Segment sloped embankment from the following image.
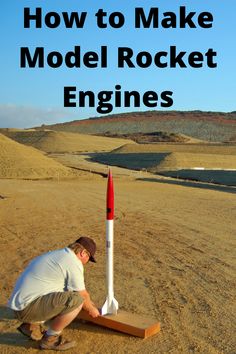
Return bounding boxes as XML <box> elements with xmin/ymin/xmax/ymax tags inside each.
<box><xmin>2</xmin><ymin>130</ymin><xmax>135</xmax><ymax>153</ymax></box>
<box><xmin>92</xmin><ymin>143</ymin><xmax>236</xmax><ymax>172</ymax></box>
<box><xmin>0</xmin><ymin>133</ymin><xmax>78</xmax><ymax>179</ymax></box>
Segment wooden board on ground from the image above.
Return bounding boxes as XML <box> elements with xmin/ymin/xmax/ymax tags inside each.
<box><xmin>77</xmin><ymin>309</ymin><xmax>160</xmax><ymax>338</ymax></box>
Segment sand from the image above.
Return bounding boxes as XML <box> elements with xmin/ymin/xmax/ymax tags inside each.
<box><xmin>114</xmin><ymin>143</ymin><xmax>236</xmax><ymax>155</ymax></box>
<box><xmin>0</xmin><ymin>172</ymin><xmax>235</xmax><ymax>354</ymax></box>
<box><xmin>1</xmin><ymin>130</ymin><xmax>134</xmax><ymax>153</ymax></box>
<box><xmin>0</xmin><ymin>133</ymin><xmax>80</xmax><ymax>179</ymax></box>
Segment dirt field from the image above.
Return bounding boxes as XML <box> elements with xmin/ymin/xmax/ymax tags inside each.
<box><xmin>1</xmin><ymin>171</ymin><xmax>235</xmax><ymax>353</ymax></box>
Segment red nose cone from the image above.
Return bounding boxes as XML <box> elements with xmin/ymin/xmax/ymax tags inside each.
<box><xmin>106</xmin><ymin>169</ymin><xmax>114</xmax><ymax>220</ymax></box>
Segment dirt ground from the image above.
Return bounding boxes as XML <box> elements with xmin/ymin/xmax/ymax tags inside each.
<box><xmin>0</xmin><ymin>171</ymin><xmax>235</xmax><ymax>354</ymax></box>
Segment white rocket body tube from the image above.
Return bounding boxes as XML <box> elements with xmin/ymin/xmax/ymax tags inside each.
<box><xmin>101</xmin><ymin>170</ymin><xmax>119</xmax><ymax>315</ymax></box>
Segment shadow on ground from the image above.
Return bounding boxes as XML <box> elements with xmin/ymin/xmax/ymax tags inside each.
<box><xmin>137</xmin><ymin>177</ymin><xmax>236</xmax><ymax>194</ymax></box>
<box><xmin>0</xmin><ymin>305</ymin><xmax>38</xmax><ymax>349</ymax></box>
<box><xmin>0</xmin><ymin>305</ymin><xmax>125</xmax><ymax>350</ymax></box>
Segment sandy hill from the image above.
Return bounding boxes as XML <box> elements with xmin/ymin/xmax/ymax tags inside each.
<box><xmin>0</xmin><ymin>134</ymin><xmax>78</xmax><ymax>179</ymax></box>
<box><xmin>113</xmin><ymin>143</ymin><xmax>236</xmax><ymax>155</ymax></box>
<box><xmin>154</xmin><ymin>152</ymin><xmax>236</xmax><ymax>172</ymax></box>
<box><xmin>92</xmin><ymin>143</ymin><xmax>236</xmax><ymax>172</ymax></box>
<box><xmin>1</xmin><ymin>130</ymin><xmax>134</xmax><ymax>153</ymax></box>
<box><xmin>35</xmin><ymin>110</ymin><xmax>236</xmax><ymax>143</ymax></box>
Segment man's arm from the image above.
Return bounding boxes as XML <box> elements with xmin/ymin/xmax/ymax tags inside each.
<box><xmin>79</xmin><ymin>289</ymin><xmax>100</xmax><ymax>318</ymax></box>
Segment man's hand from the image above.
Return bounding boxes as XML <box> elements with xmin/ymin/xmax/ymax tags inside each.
<box><xmin>79</xmin><ymin>289</ymin><xmax>100</xmax><ymax>318</ymax></box>
<box><xmin>89</xmin><ymin>306</ymin><xmax>100</xmax><ymax>318</ymax></box>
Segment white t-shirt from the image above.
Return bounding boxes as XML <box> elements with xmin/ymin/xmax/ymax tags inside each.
<box><xmin>8</xmin><ymin>247</ymin><xmax>85</xmax><ymax>311</ymax></box>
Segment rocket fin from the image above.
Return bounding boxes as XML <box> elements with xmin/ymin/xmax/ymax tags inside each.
<box><xmin>101</xmin><ymin>297</ymin><xmax>119</xmax><ymax>315</ymax></box>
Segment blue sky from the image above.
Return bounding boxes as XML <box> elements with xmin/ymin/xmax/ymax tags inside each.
<box><xmin>0</xmin><ymin>1</ymin><xmax>235</xmax><ymax>128</ymax></box>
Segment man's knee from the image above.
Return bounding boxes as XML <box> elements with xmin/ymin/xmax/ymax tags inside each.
<box><xmin>14</xmin><ymin>292</ymin><xmax>83</xmax><ymax>322</ymax></box>
<box><xmin>65</xmin><ymin>292</ymin><xmax>83</xmax><ymax>310</ymax></box>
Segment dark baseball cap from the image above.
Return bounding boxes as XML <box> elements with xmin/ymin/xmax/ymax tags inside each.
<box><xmin>76</xmin><ymin>237</ymin><xmax>96</xmax><ymax>263</ymax></box>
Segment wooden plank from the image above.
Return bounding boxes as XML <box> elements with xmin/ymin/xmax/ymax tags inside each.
<box><xmin>77</xmin><ymin>309</ymin><xmax>160</xmax><ymax>338</ymax></box>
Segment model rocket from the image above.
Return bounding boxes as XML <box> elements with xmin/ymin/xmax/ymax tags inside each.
<box><xmin>101</xmin><ymin>169</ymin><xmax>119</xmax><ymax>315</ymax></box>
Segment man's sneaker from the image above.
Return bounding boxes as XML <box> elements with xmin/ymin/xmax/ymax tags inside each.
<box><xmin>17</xmin><ymin>322</ymin><xmax>45</xmax><ymax>341</ymax></box>
<box><xmin>39</xmin><ymin>334</ymin><xmax>76</xmax><ymax>351</ymax></box>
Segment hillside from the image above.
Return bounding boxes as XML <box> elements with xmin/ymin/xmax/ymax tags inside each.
<box><xmin>0</xmin><ymin>133</ymin><xmax>78</xmax><ymax>179</ymax></box>
<box><xmin>91</xmin><ymin>143</ymin><xmax>236</xmax><ymax>185</ymax></box>
<box><xmin>113</xmin><ymin>143</ymin><xmax>236</xmax><ymax>155</ymax></box>
<box><xmin>95</xmin><ymin>143</ymin><xmax>236</xmax><ymax>170</ymax></box>
<box><xmin>92</xmin><ymin>150</ymin><xmax>236</xmax><ymax>172</ymax></box>
<box><xmin>0</xmin><ymin>130</ymin><xmax>134</xmax><ymax>153</ymax></box>
<box><xmin>95</xmin><ymin>131</ymin><xmax>206</xmax><ymax>144</ymax></box>
<box><xmin>35</xmin><ymin>111</ymin><xmax>236</xmax><ymax>143</ymax></box>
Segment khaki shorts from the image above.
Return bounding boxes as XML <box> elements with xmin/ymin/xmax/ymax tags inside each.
<box><xmin>14</xmin><ymin>291</ymin><xmax>83</xmax><ymax>323</ymax></box>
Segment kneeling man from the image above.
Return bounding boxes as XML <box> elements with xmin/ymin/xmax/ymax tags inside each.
<box><xmin>8</xmin><ymin>237</ymin><xmax>100</xmax><ymax>351</ymax></box>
